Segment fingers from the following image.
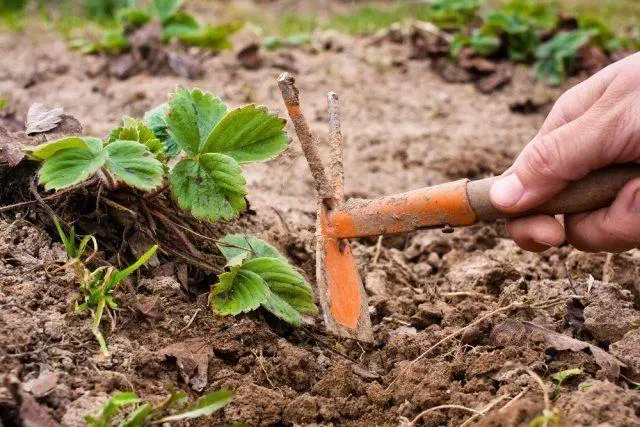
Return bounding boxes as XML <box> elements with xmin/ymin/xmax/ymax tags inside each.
<box><xmin>491</xmin><ymin>68</ymin><xmax>640</xmax><ymax>215</ymax></box>
<box><xmin>506</xmin><ymin>215</ymin><xmax>565</xmax><ymax>252</ymax></box>
<box><xmin>565</xmin><ymin>178</ymin><xmax>640</xmax><ymax>252</ymax></box>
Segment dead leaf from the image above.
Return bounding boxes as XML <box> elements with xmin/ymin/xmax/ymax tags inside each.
<box><xmin>475</xmin><ymin>62</ymin><xmax>513</xmax><ymax>93</ymax></box>
<box><xmin>524</xmin><ymin>321</ymin><xmax>625</xmax><ymax>380</ymax></box>
<box><xmin>137</xmin><ymin>295</ymin><xmax>164</xmax><ymax>322</ymax></box>
<box><xmin>0</xmin><ymin>127</ymin><xmax>27</xmax><ymax>167</ymax></box>
<box><xmin>237</xmin><ymin>43</ymin><xmax>263</xmax><ymax>70</ymax></box>
<box><xmin>161</xmin><ymin>338</ymin><xmax>212</xmax><ymax>392</ymax></box>
<box><xmin>23</xmin><ymin>371</ymin><xmax>58</xmax><ymax>397</ymax></box>
<box><xmin>26</xmin><ymin>103</ymin><xmax>64</xmax><ymax>135</ymax></box>
<box><xmin>565</xmin><ymin>298</ymin><xmax>585</xmax><ymax>333</ymax></box>
<box><xmin>167</xmin><ymin>52</ymin><xmax>203</xmax><ymax>79</ymax></box>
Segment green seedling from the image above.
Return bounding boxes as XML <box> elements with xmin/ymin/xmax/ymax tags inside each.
<box><xmin>52</xmin><ymin>216</ymin><xmax>98</xmax><ymax>277</ymax></box>
<box><xmin>529</xmin><ymin>408</ymin><xmax>560</xmax><ymax>427</ymax></box>
<box><xmin>75</xmin><ymin>0</ymin><xmax>242</xmax><ymax>54</ymax></box>
<box><xmin>77</xmin><ymin>245</ymin><xmax>157</xmax><ymax>356</ymax></box>
<box><xmin>534</xmin><ymin>30</ymin><xmax>592</xmax><ymax>86</ymax></box>
<box><xmin>211</xmin><ymin>234</ymin><xmax>317</xmax><ymax>325</ymax></box>
<box><xmin>426</xmin><ymin>0</ymin><xmax>482</xmax><ymax>30</ymax></box>
<box><xmin>551</xmin><ymin>368</ymin><xmax>583</xmax><ymax>400</ymax></box>
<box><xmin>85</xmin><ymin>387</ymin><xmax>234</xmax><ymax>426</ymax></box>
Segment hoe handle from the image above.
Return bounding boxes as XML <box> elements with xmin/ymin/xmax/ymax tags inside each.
<box><xmin>468</xmin><ymin>164</ymin><xmax>640</xmax><ymax>220</ymax></box>
<box><xmin>325</xmin><ymin>164</ymin><xmax>640</xmax><ymax>239</ymax></box>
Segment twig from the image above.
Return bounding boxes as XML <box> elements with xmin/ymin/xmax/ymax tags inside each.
<box><xmin>500</xmin><ymin>386</ymin><xmax>530</xmax><ymax>412</ymax></box>
<box><xmin>564</xmin><ymin>263</ymin><xmax>578</xmax><ymax>295</ymax></box>
<box><xmin>410</xmin><ymin>405</ymin><xmax>481</xmax><ymax>426</ymax></box>
<box><xmin>177</xmin><ymin>309</ymin><xmax>200</xmax><ymax>333</ymax></box>
<box><xmin>327</xmin><ymin>91</ymin><xmax>344</xmax><ymax>202</ymax></box>
<box><xmin>459</xmin><ymin>395</ymin><xmax>510</xmax><ymax>427</ymax></box>
<box><xmin>603</xmin><ymin>253</ymin><xmax>614</xmax><ymax>283</ymax></box>
<box><xmin>0</xmin><ymin>176</ymin><xmax>98</xmax><ymax>213</ymax></box>
<box><xmin>278</xmin><ymin>73</ymin><xmax>332</xmax><ymax>199</ymax></box>
<box><xmin>372</xmin><ymin>236</ymin><xmax>383</xmax><ymax>265</ymax></box>
<box><xmin>386</xmin><ymin>302</ymin><xmax>521</xmax><ymax>391</ymax></box>
<box><xmin>0</xmin><ymin>302</ymin><xmax>36</xmax><ymax>317</ymax></box>
<box><xmin>523</xmin><ymin>367</ymin><xmax>552</xmax><ymax>427</ymax></box>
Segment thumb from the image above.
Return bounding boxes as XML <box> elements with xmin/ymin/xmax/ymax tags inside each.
<box><xmin>490</xmin><ymin>113</ymin><xmax>608</xmax><ymax>213</ymax></box>
<box><xmin>565</xmin><ymin>178</ymin><xmax>640</xmax><ymax>252</ymax></box>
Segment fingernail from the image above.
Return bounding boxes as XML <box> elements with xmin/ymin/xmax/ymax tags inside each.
<box><xmin>533</xmin><ymin>240</ymin><xmax>554</xmax><ymax>249</ymax></box>
<box><xmin>490</xmin><ymin>173</ymin><xmax>524</xmax><ymax>208</ymax></box>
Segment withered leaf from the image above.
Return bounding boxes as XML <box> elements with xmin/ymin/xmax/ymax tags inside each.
<box><xmin>524</xmin><ymin>321</ymin><xmax>625</xmax><ymax>380</ymax></box>
<box><xmin>161</xmin><ymin>338</ymin><xmax>213</xmax><ymax>392</ymax></box>
<box><xmin>0</xmin><ymin>127</ymin><xmax>27</xmax><ymax>167</ymax></box>
<box><xmin>565</xmin><ymin>298</ymin><xmax>585</xmax><ymax>333</ymax></box>
<box><xmin>26</xmin><ymin>103</ymin><xmax>64</xmax><ymax>135</ymax></box>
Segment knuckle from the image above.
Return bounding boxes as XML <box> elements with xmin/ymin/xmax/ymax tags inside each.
<box><xmin>525</xmin><ymin>134</ymin><xmax>562</xmax><ymax>179</ymax></box>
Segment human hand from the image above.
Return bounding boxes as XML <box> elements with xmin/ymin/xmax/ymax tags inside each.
<box><xmin>490</xmin><ymin>52</ymin><xmax>640</xmax><ymax>253</ymax></box>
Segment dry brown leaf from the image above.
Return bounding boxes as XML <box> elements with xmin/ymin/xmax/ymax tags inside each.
<box><xmin>26</xmin><ymin>103</ymin><xmax>63</xmax><ymax>135</ymax></box>
<box><xmin>524</xmin><ymin>321</ymin><xmax>626</xmax><ymax>380</ymax></box>
<box><xmin>0</xmin><ymin>127</ymin><xmax>27</xmax><ymax>167</ymax></box>
<box><xmin>161</xmin><ymin>338</ymin><xmax>213</xmax><ymax>391</ymax></box>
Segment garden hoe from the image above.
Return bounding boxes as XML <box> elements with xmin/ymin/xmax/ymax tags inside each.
<box><xmin>278</xmin><ymin>72</ymin><xmax>640</xmax><ymax>343</ymax></box>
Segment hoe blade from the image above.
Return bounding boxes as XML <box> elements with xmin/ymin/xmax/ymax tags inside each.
<box><xmin>316</xmin><ymin>202</ymin><xmax>373</xmax><ymax>342</ymax></box>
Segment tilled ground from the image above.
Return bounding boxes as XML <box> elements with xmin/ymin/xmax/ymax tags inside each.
<box><xmin>1</xmin><ymin>5</ymin><xmax>640</xmax><ymax>426</ymax></box>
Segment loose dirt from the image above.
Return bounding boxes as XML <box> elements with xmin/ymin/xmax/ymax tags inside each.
<box><xmin>1</xmin><ymin>3</ymin><xmax>639</xmax><ymax>426</ymax></box>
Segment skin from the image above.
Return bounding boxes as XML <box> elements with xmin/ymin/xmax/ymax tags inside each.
<box><xmin>490</xmin><ymin>52</ymin><xmax>640</xmax><ymax>253</ymax></box>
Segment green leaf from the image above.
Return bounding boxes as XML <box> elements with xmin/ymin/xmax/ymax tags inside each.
<box><xmin>211</xmin><ymin>267</ymin><xmax>269</xmax><ymax>315</ymax></box>
<box><xmin>38</xmin><ymin>137</ymin><xmax>106</xmax><ymax>191</ymax></box>
<box><xmin>103</xmin><ymin>392</ymin><xmax>140</xmax><ymax>419</ymax></box>
<box><xmin>261</xmin><ymin>289</ymin><xmax>304</xmax><ymax>325</ymax></box>
<box><xmin>159</xmin><ymin>390</ymin><xmax>234</xmax><ymax>422</ymax></box>
<box><xmin>201</xmin><ymin>105</ymin><xmax>288</xmax><ymax>163</ymax></box>
<box><xmin>104</xmin><ymin>140</ymin><xmax>164</xmax><ymax>191</ymax></box>
<box><xmin>449</xmin><ymin>33</ymin><xmax>470</xmax><ymax>56</ymax></box>
<box><xmin>117</xmin><ymin>7</ymin><xmax>152</xmax><ymax>28</ymax></box>
<box><xmin>241</xmin><ymin>257</ymin><xmax>317</xmax><ymax>319</ymax></box>
<box><xmin>111</xmin><ymin>245</ymin><xmax>158</xmax><ymax>286</ymax></box>
<box><xmin>217</xmin><ymin>234</ymin><xmax>285</xmax><ymax>267</ymax></box>
<box><xmin>144</xmin><ymin>103</ymin><xmax>181</xmax><ymax>157</ymax></box>
<box><xmin>166</xmin><ymin>87</ymin><xmax>228</xmax><ymax>156</ymax></box>
<box><xmin>151</xmin><ymin>0</ymin><xmax>183</xmax><ymax>22</ymax></box>
<box><xmin>170</xmin><ymin>155</ymin><xmax>247</xmax><ymax>221</ymax></box>
<box><xmin>470</xmin><ymin>32</ymin><xmax>501</xmax><ymax>55</ymax></box>
<box><xmin>535</xmin><ymin>30</ymin><xmax>592</xmax><ymax>85</ymax></box>
<box><xmin>162</xmin><ymin>12</ymin><xmax>201</xmax><ymax>39</ymax></box>
<box><xmin>30</xmin><ymin>136</ymin><xmax>89</xmax><ymax>160</ymax></box>
<box><xmin>177</xmin><ymin>22</ymin><xmax>242</xmax><ymax>50</ymax></box>
<box><xmin>119</xmin><ymin>403</ymin><xmax>152</xmax><ymax>427</ymax></box>
<box><xmin>101</xmin><ymin>27</ymin><xmax>130</xmax><ymax>54</ymax></box>
<box><xmin>108</xmin><ymin>117</ymin><xmax>165</xmax><ymax>158</ymax></box>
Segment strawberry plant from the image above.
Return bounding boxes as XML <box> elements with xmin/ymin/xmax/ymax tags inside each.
<box><xmin>27</xmin><ymin>87</ymin><xmax>288</xmax><ymax>222</ymax></box>
<box><xmin>211</xmin><ymin>234</ymin><xmax>317</xmax><ymax>326</ymax></box>
<box><xmin>534</xmin><ymin>30</ymin><xmax>592</xmax><ymax>85</ymax></box>
<box><xmin>76</xmin><ymin>0</ymin><xmax>241</xmax><ymax>54</ymax></box>
<box><xmin>85</xmin><ymin>388</ymin><xmax>233</xmax><ymax>426</ymax></box>
<box><xmin>156</xmin><ymin>87</ymin><xmax>288</xmax><ymax>221</ymax></box>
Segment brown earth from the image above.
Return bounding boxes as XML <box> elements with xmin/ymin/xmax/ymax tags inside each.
<box><xmin>1</xmin><ymin>3</ymin><xmax>640</xmax><ymax>426</ymax></box>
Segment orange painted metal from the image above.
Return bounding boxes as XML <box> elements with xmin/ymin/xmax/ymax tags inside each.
<box><xmin>320</xmin><ymin>205</ymin><xmax>362</xmax><ymax>329</ymax></box>
<box><xmin>325</xmin><ymin>179</ymin><xmax>477</xmax><ymax>239</ymax></box>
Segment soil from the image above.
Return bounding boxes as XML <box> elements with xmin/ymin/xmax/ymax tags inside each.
<box><xmin>1</xmin><ymin>2</ymin><xmax>640</xmax><ymax>426</ymax></box>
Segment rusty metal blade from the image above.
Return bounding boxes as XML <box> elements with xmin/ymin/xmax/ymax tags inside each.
<box><xmin>316</xmin><ymin>202</ymin><xmax>373</xmax><ymax>342</ymax></box>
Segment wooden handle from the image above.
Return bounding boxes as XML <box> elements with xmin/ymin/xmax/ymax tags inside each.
<box><xmin>467</xmin><ymin>164</ymin><xmax>640</xmax><ymax>221</ymax></box>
